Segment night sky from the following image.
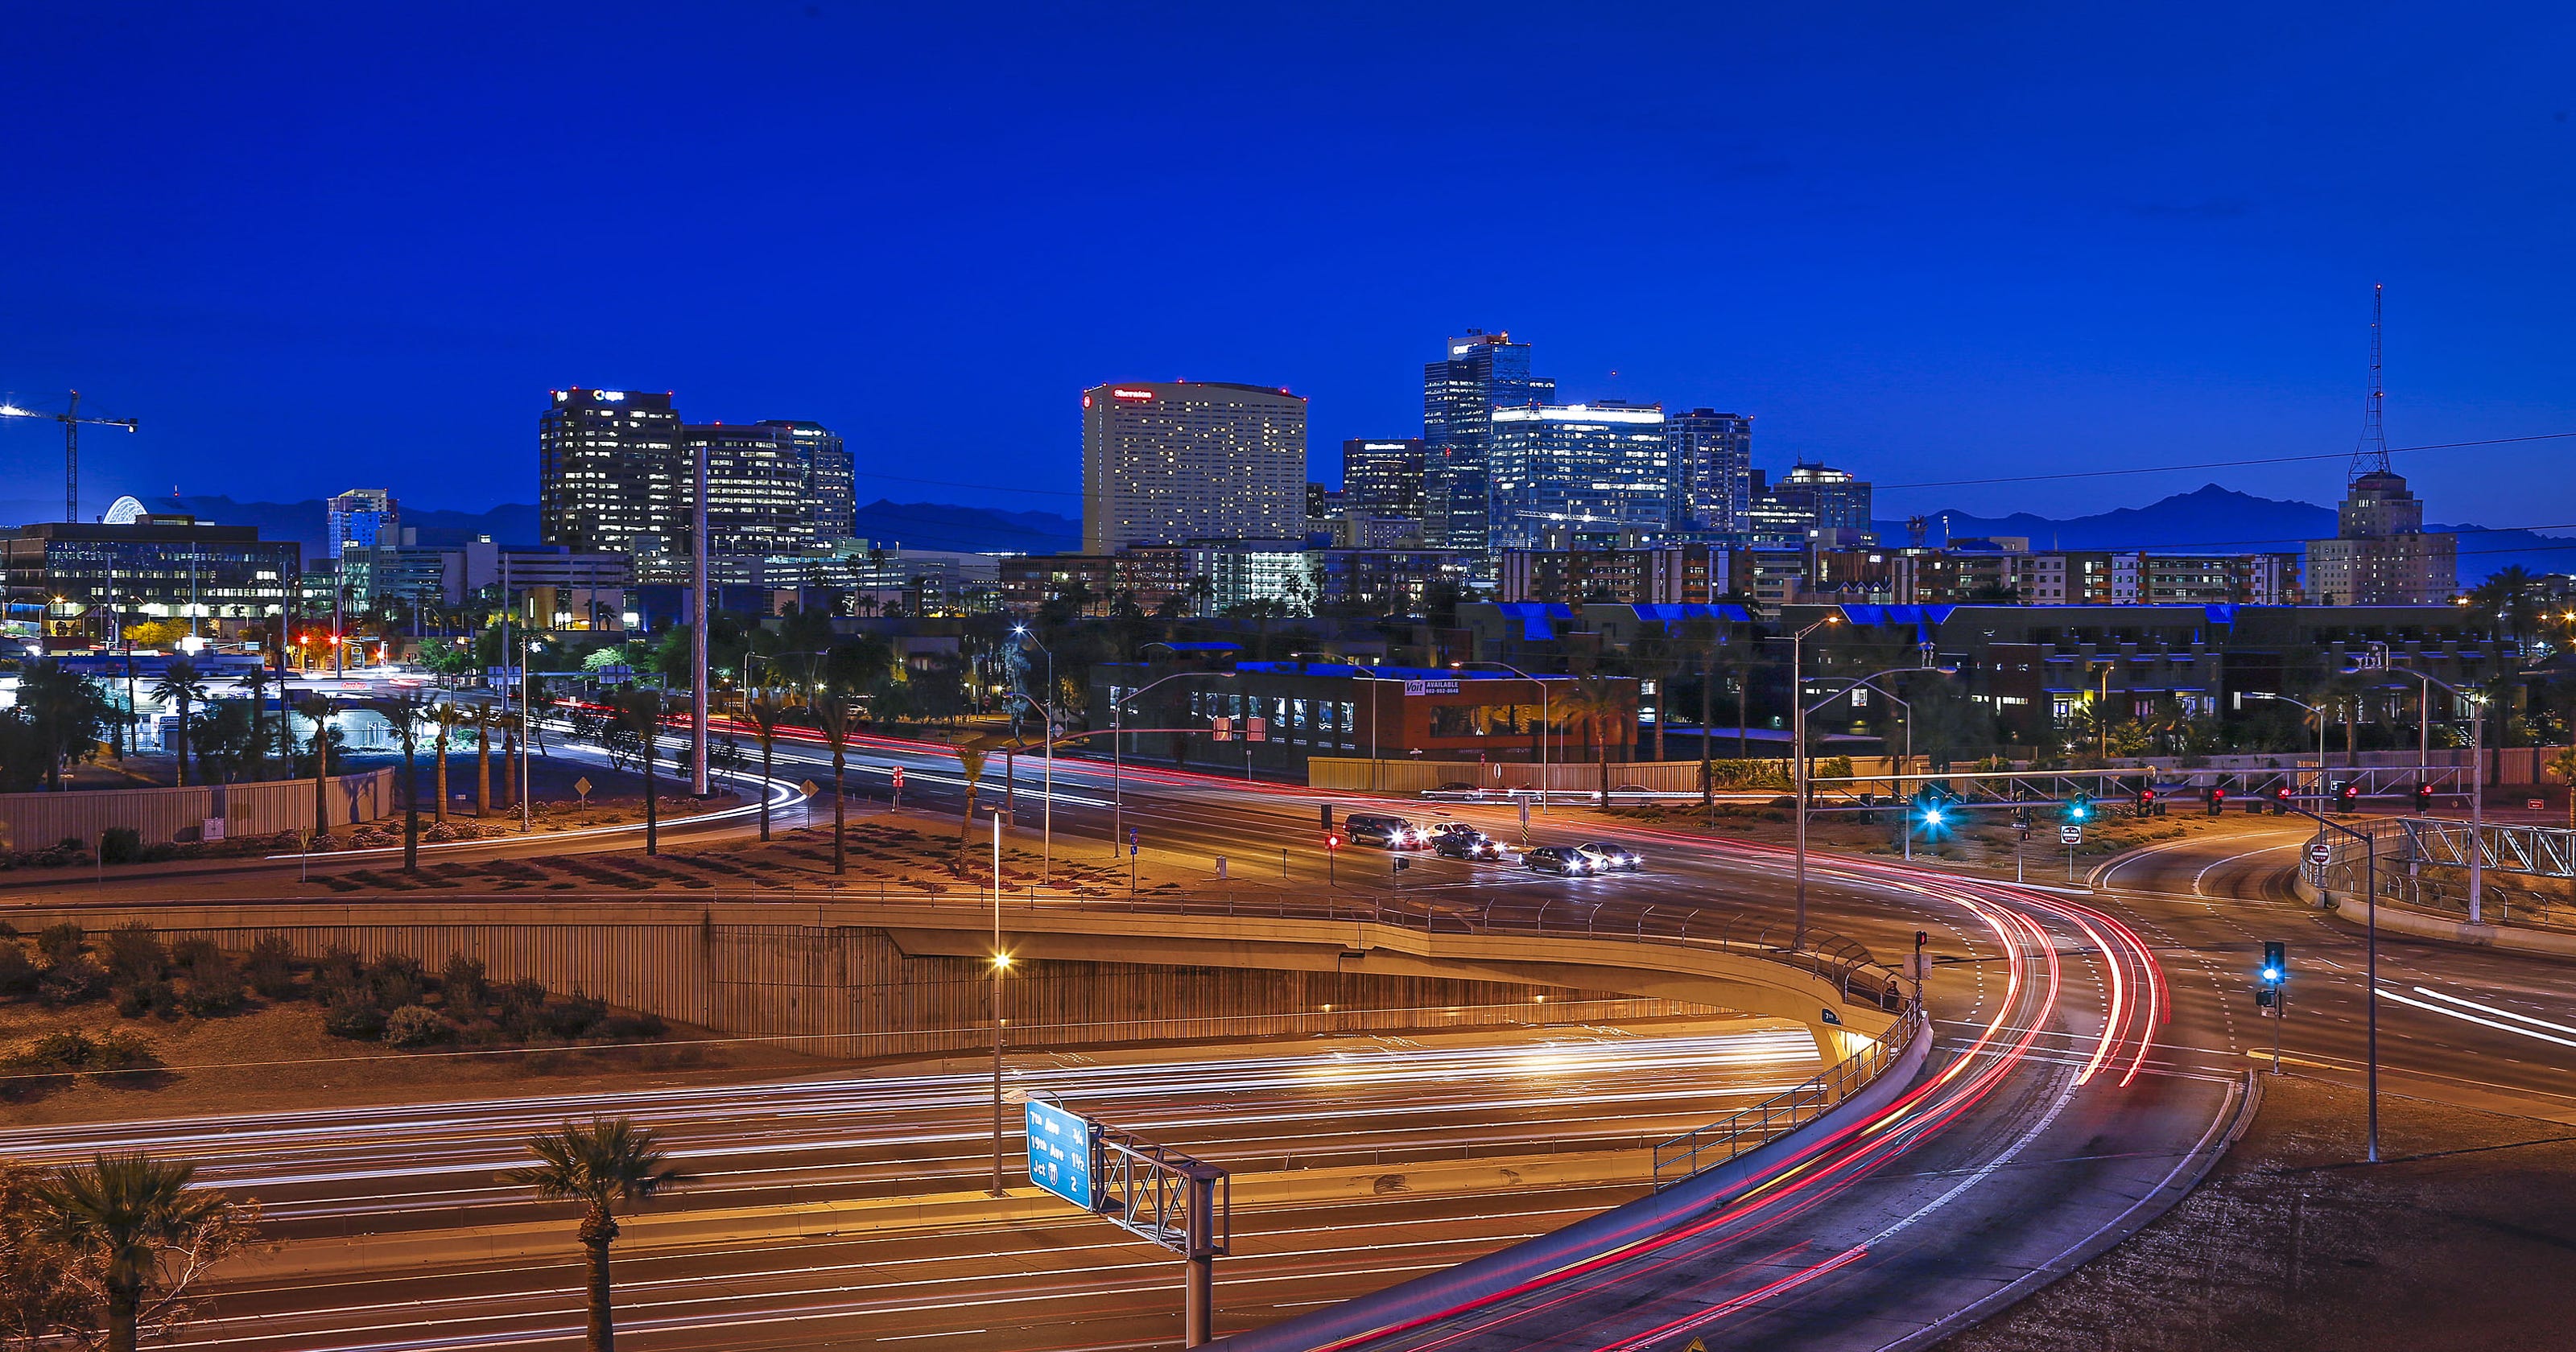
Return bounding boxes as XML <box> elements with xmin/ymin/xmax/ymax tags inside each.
<box><xmin>4</xmin><ymin>2</ymin><xmax>2572</xmax><ymax>527</ymax></box>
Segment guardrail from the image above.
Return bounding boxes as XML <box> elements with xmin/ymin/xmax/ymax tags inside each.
<box><xmin>1649</xmin><ymin>1004</ymin><xmax>1922</xmax><ymax>1189</ymax></box>
<box><xmin>2316</xmin><ymin>823</ymin><xmax>2576</xmax><ymax>934</ymax></box>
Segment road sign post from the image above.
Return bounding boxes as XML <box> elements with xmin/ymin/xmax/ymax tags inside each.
<box><xmin>1022</xmin><ymin>1099</ymin><xmax>1230</xmax><ymax>1348</ymax></box>
<box><xmin>891</xmin><ymin>765</ymin><xmax>904</xmax><ymax>811</ymax></box>
<box><xmin>2059</xmin><ymin>822</ymin><xmax>2082</xmax><ymax>880</ymax></box>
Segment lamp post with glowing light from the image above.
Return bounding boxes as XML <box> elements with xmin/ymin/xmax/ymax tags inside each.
<box><xmin>1110</xmin><ymin>668</ymin><xmax>1236</xmax><ymax>851</ymax></box>
<box><xmin>1012</xmin><ymin>627</ymin><xmax>1054</xmax><ymax>880</ymax></box>
<box><xmin>1802</xmin><ymin>659</ymin><xmax>1955</xmax><ymax>894</ymax></box>
<box><xmin>989</xmin><ymin>803</ymin><xmax>1011</xmax><ymax>1197</ymax></box>
<box><xmin>1767</xmin><ymin>614</ymin><xmax>1840</xmax><ymax>951</ymax></box>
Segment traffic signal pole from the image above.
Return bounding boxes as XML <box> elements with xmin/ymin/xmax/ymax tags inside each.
<box><xmin>2281</xmin><ymin>801</ymin><xmax>2380</xmax><ymax>1164</ymax></box>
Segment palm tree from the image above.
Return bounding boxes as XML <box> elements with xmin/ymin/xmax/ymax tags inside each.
<box><xmin>956</xmin><ymin>744</ymin><xmax>989</xmax><ymax>845</ymax></box>
<box><xmin>502</xmin><ymin>1119</ymin><xmax>682</xmax><ymax>1352</ymax></box>
<box><xmin>147</xmin><ymin>658</ymin><xmax>210</xmax><ymax>788</ymax></box>
<box><xmin>373</xmin><ymin>694</ymin><xmax>431</xmax><ymax>872</ymax></box>
<box><xmin>2548</xmin><ymin>747</ymin><xmax>2576</xmax><ymax>832</ymax></box>
<box><xmin>471</xmin><ymin>704</ymin><xmax>497</xmax><ymax>817</ymax></box>
<box><xmin>33</xmin><ymin>1152</ymin><xmax>255</xmax><ymax>1352</ymax></box>
<box><xmin>811</xmin><ymin>692</ymin><xmax>853</xmax><ymax>872</ymax></box>
<box><xmin>1555</xmin><ymin>662</ymin><xmax>1626</xmax><ymax>806</ymax></box>
<box><xmin>612</xmin><ymin>690</ymin><xmax>675</xmax><ymax>857</ymax></box>
<box><xmin>293</xmin><ymin>692</ymin><xmax>336</xmax><ymax>839</ymax></box>
<box><xmin>236</xmin><ymin>662</ymin><xmax>273</xmax><ymax>781</ymax></box>
<box><xmin>426</xmin><ymin>703</ymin><xmax>470</xmax><ymax>823</ymax></box>
<box><xmin>744</xmin><ymin>688</ymin><xmax>791</xmax><ymax>843</ymax></box>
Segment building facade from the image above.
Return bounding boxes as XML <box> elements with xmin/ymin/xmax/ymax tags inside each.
<box><xmin>2305</xmin><ymin>471</ymin><xmax>2456</xmax><ymax>605</ymax></box>
<box><xmin>539</xmin><ymin>388</ymin><xmax>685</xmax><ymax>555</ymax></box>
<box><xmin>2</xmin><ymin>520</ymin><xmax>300</xmax><ymax>648</ymax></box>
<box><xmin>1080</xmin><ymin>381</ymin><xmax>1307</xmax><ymax>553</ymax></box>
<box><xmin>326</xmin><ymin>489</ymin><xmax>399</xmax><ymax>559</ymax></box>
<box><xmin>1343</xmin><ymin>438</ymin><xmax>1426</xmax><ymax>518</ymax></box>
<box><xmin>1486</xmin><ymin>402</ymin><xmax>1672</xmax><ymax>552</ymax></box>
<box><xmin>1665</xmin><ymin>410</ymin><xmax>1753</xmax><ymax>534</ymax></box>
<box><xmin>1748</xmin><ymin>462</ymin><xmax>1872</xmax><ymax>547</ymax></box>
<box><xmin>1422</xmin><ymin>332</ymin><xmax>1554</xmax><ymax>556</ymax></box>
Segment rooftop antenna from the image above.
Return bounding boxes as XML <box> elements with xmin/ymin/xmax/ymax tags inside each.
<box><xmin>2351</xmin><ymin>283</ymin><xmax>2390</xmax><ymax>482</ymax></box>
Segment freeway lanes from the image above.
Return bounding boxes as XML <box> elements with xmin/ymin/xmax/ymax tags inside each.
<box><xmin>2090</xmin><ymin>822</ymin><xmax>2576</xmax><ymax>1124</ymax></box>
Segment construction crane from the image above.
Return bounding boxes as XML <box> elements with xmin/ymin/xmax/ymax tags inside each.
<box><xmin>0</xmin><ymin>390</ymin><xmax>139</xmax><ymax>523</ymax></box>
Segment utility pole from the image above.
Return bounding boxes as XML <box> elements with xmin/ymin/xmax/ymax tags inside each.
<box><xmin>691</xmin><ymin>435</ymin><xmax>710</xmax><ymax>797</ymax></box>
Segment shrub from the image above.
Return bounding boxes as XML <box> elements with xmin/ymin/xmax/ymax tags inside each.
<box><xmin>181</xmin><ymin>952</ymin><xmax>246</xmax><ymax>1016</ymax></box>
<box><xmin>321</xmin><ymin>990</ymin><xmax>387</xmax><ymax>1040</ymax></box>
<box><xmin>245</xmin><ymin>934</ymin><xmax>299</xmax><ymax>998</ymax></box>
<box><xmin>384</xmin><ymin>1004</ymin><xmax>452</xmax><ymax>1047</ymax></box>
<box><xmin>367</xmin><ymin>954</ymin><xmax>427</xmax><ymax>1009</ymax></box>
<box><xmin>35</xmin><ymin>924</ymin><xmax>83</xmax><ymax>967</ymax></box>
<box><xmin>89</xmin><ymin>1028</ymin><xmax>160</xmax><ymax>1071</ymax></box>
<box><xmin>441</xmin><ymin>954</ymin><xmax>489</xmax><ymax>1011</ymax></box>
<box><xmin>0</xmin><ymin>943</ymin><xmax>33</xmax><ymax>998</ymax></box>
<box><xmin>102</xmin><ymin>923</ymin><xmax>167</xmax><ymax>985</ymax></box>
<box><xmin>313</xmin><ymin>946</ymin><xmax>363</xmax><ymax>995</ymax></box>
<box><xmin>168</xmin><ymin>936</ymin><xmax>221</xmax><ymax>970</ymax></box>
<box><xmin>496</xmin><ymin>978</ymin><xmax>549</xmax><ymax>1039</ymax></box>
<box><xmin>36</xmin><ymin>956</ymin><xmax>105</xmax><ymax>1007</ymax></box>
<box><xmin>546</xmin><ymin>990</ymin><xmax>609</xmax><ymax>1039</ymax></box>
<box><xmin>97</xmin><ymin>826</ymin><xmax>144</xmax><ymax>865</ymax></box>
<box><xmin>593</xmin><ymin>1012</ymin><xmax>667</xmax><ymax>1041</ymax></box>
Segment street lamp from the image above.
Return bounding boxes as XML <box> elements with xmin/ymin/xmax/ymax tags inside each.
<box><xmin>989</xmin><ymin>803</ymin><xmax>1010</xmax><ymax>1197</ymax></box>
<box><xmin>1765</xmin><ymin>615</ymin><xmax>1840</xmax><ymax>951</ymax></box>
<box><xmin>1797</xmin><ymin>657</ymin><xmax>1955</xmax><ymax>944</ymax></box>
<box><xmin>2363</xmin><ymin>661</ymin><xmax>2487</xmax><ymax>923</ymax></box>
<box><xmin>1110</xmin><ymin>667</ymin><xmax>1236</xmax><ymax>853</ymax></box>
<box><xmin>1012</xmin><ymin>627</ymin><xmax>1055</xmax><ymax>880</ymax></box>
<box><xmin>997</xmin><ymin>690</ymin><xmax>1055</xmax><ymax>884</ymax></box>
<box><xmin>1455</xmin><ymin>661</ymin><xmax>1550</xmax><ymax>812</ymax></box>
<box><xmin>2242</xmin><ymin>692</ymin><xmax>2330</xmax><ymax>803</ymax></box>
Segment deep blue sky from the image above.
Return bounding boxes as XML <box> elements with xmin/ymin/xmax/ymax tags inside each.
<box><xmin>4</xmin><ymin>2</ymin><xmax>2572</xmax><ymax>529</ymax></box>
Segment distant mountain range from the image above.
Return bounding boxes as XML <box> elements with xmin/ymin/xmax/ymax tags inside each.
<box><xmin>1876</xmin><ymin>484</ymin><xmax>2576</xmax><ymax>582</ymax></box>
<box><xmin>0</xmin><ymin>494</ymin><xmax>1079</xmax><ymax>560</ymax></box>
<box><xmin>6</xmin><ymin>483</ymin><xmax>2558</xmax><ymax>580</ymax></box>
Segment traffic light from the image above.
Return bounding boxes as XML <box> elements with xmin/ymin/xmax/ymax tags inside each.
<box><xmin>1321</xmin><ymin>803</ymin><xmax>1335</xmax><ymax>831</ymax></box>
<box><xmin>2272</xmin><ymin>784</ymin><xmax>2293</xmax><ymax>815</ymax></box>
<box><xmin>1324</xmin><ymin>833</ymin><xmax>1342</xmax><ymax>851</ymax></box>
<box><xmin>2063</xmin><ymin>793</ymin><xmax>2092</xmax><ymax>823</ymax></box>
<box><xmin>2207</xmin><ymin>785</ymin><xmax>2227</xmax><ymax>817</ymax></box>
<box><xmin>2135</xmin><ymin>784</ymin><xmax>2157</xmax><ymax>818</ymax></box>
<box><xmin>2260</xmin><ymin>940</ymin><xmax>2287</xmax><ymax>985</ymax></box>
<box><xmin>2336</xmin><ymin>781</ymin><xmax>2360</xmax><ymax>814</ymax></box>
<box><xmin>2414</xmin><ymin>781</ymin><xmax>2434</xmax><ymax>814</ymax></box>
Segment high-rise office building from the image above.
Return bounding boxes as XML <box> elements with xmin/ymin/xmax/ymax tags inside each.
<box><xmin>1422</xmin><ymin>332</ymin><xmax>1554</xmax><ymax>555</ymax></box>
<box><xmin>681</xmin><ymin>419</ymin><xmax>854</xmax><ymax>555</ymax></box>
<box><xmin>539</xmin><ymin>389</ymin><xmax>684</xmax><ymax>554</ymax></box>
<box><xmin>1343</xmin><ymin>438</ymin><xmax>1426</xmax><ymax>517</ymax></box>
<box><xmin>1748</xmin><ymin>462</ymin><xmax>1872</xmax><ymax>546</ymax></box>
<box><xmin>1080</xmin><ymin>381</ymin><xmax>1307</xmax><ymax>552</ymax></box>
<box><xmin>1486</xmin><ymin>402</ymin><xmax>1673</xmax><ymax>551</ymax></box>
<box><xmin>2305</xmin><ymin>471</ymin><xmax>2456</xmax><ymax>604</ymax></box>
<box><xmin>1665</xmin><ymin>410</ymin><xmax>1753</xmax><ymax>533</ymax></box>
<box><xmin>326</xmin><ymin>489</ymin><xmax>399</xmax><ymax>559</ymax></box>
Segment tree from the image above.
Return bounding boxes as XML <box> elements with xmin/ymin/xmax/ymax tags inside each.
<box><xmin>471</xmin><ymin>704</ymin><xmax>497</xmax><ymax>817</ymax></box>
<box><xmin>27</xmin><ymin>1152</ymin><xmax>261</xmax><ymax>1352</ymax></box>
<box><xmin>1555</xmin><ymin>660</ymin><xmax>1627</xmax><ymax>805</ymax></box>
<box><xmin>956</xmin><ymin>744</ymin><xmax>989</xmax><ymax>845</ymax></box>
<box><xmin>426</xmin><ymin>703</ymin><xmax>470</xmax><ymax>823</ymax></box>
<box><xmin>234</xmin><ymin>663</ymin><xmax>274</xmax><ymax>781</ymax></box>
<box><xmin>811</xmin><ymin>692</ymin><xmax>854</xmax><ymax>873</ymax></box>
<box><xmin>293</xmin><ymin>692</ymin><xmax>336</xmax><ymax>839</ymax></box>
<box><xmin>502</xmin><ymin>1119</ymin><xmax>681</xmax><ymax>1352</ymax></box>
<box><xmin>744</xmin><ymin>688</ymin><xmax>791</xmax><ymax>843</ymax></box>
<box><xmin>372</xmin><ymin>694</ymin><xmax>431</xmax><ymax>872</ymax></box>
<box><xmin>611</xmin><ymin>690</ymin><xmax>679</xmax><ymax>857</ymax></box>
<box><xmin>188</xmin><ymin>702</ymin><xmax>261</xmax><ymax>785</ymax></box>
<box><xmin>147</xmin><ymin>659</ymin><xmax>211</xmax><ymax>788</ymax></box>
<box><xmin>17</xmin><ymin>661</ymin><xmax>118</xmax><ymax>791</ymax></box>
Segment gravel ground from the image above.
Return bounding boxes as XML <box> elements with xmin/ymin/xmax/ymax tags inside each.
<box><xmin>1940</xmin><ymin>1074</ymin><xmax>2576</xmax><ymax>1352</ymax></box>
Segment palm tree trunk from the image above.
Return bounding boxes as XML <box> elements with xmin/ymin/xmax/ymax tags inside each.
<box><xmin>314</xmin><ymin>734</ymin><xmax>330</xmax><ymax>837</ymax></box>
<box><xmin>831</xmin><ymin>754</ymin><xmax>846</xmax><ymax>873</ymax></box>
<box><xmin>477</xmin><ymin>724</ymin><xmax>492</xmax><ymax>817</ymax></box>
<box><xmin>434</xmin><ymin>735</ymin><xmax>451</xmax><ymax>822</ymax></box>
<box><xmin>1736</xmin><ymin>677</ymin><xmax>1749</xmax><ymax>760</ymax></box>
<box><xmin>106</xmin><ymin>1280</ymin><xmax>138</xmax><ymax>1352</ymax></box>
<box><xmin>642</xmin><ymin>750</ymin><xmax>658</xmax><ymax>856</ymax></box>
<box><xmin>580</xmin><ymin>1210</ymin><xmax>617</xmax><ymax>1352</ymax></box>
<box><xmin>504</xmin><ymin>727</ymin><xmax>518</xmax><ymax>809</ymax></box>
<box><xmin>1699</xmin><ymin>659</ymin><xmax>1715</xmax><ymax>813</ymax></box>
<box><xmin>402</xmin><ymin>740</ymin><xmax>419</xmax><ymax>874</ymax></box>
<box><xmin>758</xmin><ymin>740</ymin><xmax>774</xmax><ymax>843</ymax></box>
<box><xmin>173</xmin><ymin>695</ymin><xmax>191</xmax><ymax>787</ymax></box>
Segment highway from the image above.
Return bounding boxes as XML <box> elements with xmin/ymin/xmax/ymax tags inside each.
<box><xmin>10</xmin><ymin>723</ymin><xmax>2568</xmax><ymax>1350</ymax></box>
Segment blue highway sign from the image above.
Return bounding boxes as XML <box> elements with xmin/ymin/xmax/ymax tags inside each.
<box><xmin>1025</xmin><ymin>1099</ymin><xmax>1096</xmax><ymax>1209</ymax></box>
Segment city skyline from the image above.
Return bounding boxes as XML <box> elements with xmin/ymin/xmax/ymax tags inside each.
<box><xmin>6</xmin><ymin>5</ymin><xmax>2575</xmax><ymax>526</ymax></box>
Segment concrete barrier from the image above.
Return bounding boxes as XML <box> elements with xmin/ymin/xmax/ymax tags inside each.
<box><xmin>0</xmin><ymin>768</ymin><xmax>394</xmax><ymax>849</ymax></box>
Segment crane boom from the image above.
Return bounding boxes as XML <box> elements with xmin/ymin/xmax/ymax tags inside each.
<box><xmin>0</xmin><ymin>390</ymin><xmax>138</xmax><ymax>522</ymax></box>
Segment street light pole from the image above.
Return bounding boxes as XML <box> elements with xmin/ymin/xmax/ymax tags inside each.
<box><xmin>519</xmin><ymin>634</ymin><xmax>541</xmax><ymax>833</ymax></box>
<box><xmin>1455</xmin><ymin>662</ymin><xmax>1549</xmax><ymax>812</ymax></box>
<box><xmin>2244</xmin><ymin>692</ymin><xmax>2330</xmax><ymax>800</ymax></box>
<box><xmin>1013</xmin><ymin>629</ymin><xmax>1055</xmax><ymax>883</ymax></box>
<box><xmin>1110</xmin><ymin>669</ymin><xmax>1236</xmax><ymax>851</ymax></box>
<box><xmin>2378</xmin><ymin>665</ymin><xmax>2486</xmax><ymax>922</ymax></box>
<box><xmin>1769</xmin><ymin>616</ymin><xmax>1841</xmax><ymax>951</ymax></box>
<box><xmin>989</xmin><ymin>805</ymin><xmax>1009</xmax><ymax>1196</ymax></box>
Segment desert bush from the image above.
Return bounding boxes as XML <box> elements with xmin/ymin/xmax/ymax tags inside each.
<box><xmin>545</xmin><ymin>990</ymin><xmax>609</xmax><ymax>1039</ymax></box>
<box><xmin>97</xmin><ymin>825</ymin><xmax>144</xmax><ymax>864</ymax></box>
<box><xmin>103</xmin><ymin>922</ymin><xmax>167</xmax><ymax>985</ymax></box>
<box><xmin>0</xmin><ymin>942</ymin><xmax>33</xmax><ymax>998</ymax></box>
<box><xmin>593</xmin><ymin>1012</ymin><xmax>667</xmax><ymax>1041</ymax></box>
<box><xmin>366</xmin><ymin>953</ymin><xmax>427</xmax><ymax>1009</ymax></box>
<box><xmin>496</xmin><ymin>978</ymin><xmax>549</xmax><ymax>1039</ymax></box>
<box><xmin>245</xmin><ymin>934</ymin><xmax>299</xmax><ymax>998</ymax></box>
<box><xmin>321</xmin><ymin>990</ymin><xmax>387</xmax><ymax>1040</ymax></box>
<box><xmin>384</xmin><ymin>1004</ymin><xmax>452</xmax><ymax>1047</ymax></box>
<box><xmin>168</xmin><ymin>936</ymin><xmax>221</xmax><ymax>970</ymax></box>
<box><xmin>440</xmin><ymin>954</ymin><xmax>489</xmax><ymax>1011</ymax></box>
<box><xmin>35</xmin><ymin>924</ymin><xmax>83</xmax><ymax>967</ymax></box>
<box><xmin>312</xmin><ymin>946</ymin><xmax>364</xmax><ymax>996</ymax></box>
<box><xmin>181</xmin><ymin>950</ymin><xmax>246</xmax><ymax>1016</ymax></box>
<box><xmin>36</xmin><ymin>955</ymin><xmax>105</xmax><ymax>1007</ymax></box>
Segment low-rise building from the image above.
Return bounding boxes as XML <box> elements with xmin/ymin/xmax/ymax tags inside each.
<box><xmin>2</xmin><ymin>518</ymin><xmax>299</xmax><ymax>648</ymax></box>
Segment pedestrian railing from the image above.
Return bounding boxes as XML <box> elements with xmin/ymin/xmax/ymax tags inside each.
<box><xmin>1649</xmin><ymin>1004</ymin><xmax>1922</xmax><ymax>1189</ymax></box>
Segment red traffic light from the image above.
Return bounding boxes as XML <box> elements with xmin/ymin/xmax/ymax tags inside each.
<box><xmin>2273</xmin><ymin>785</ymin><xmax>2292</xmax><ymax>799</ymax></box>
<box><xmin>2211</xmin><ymin>786</ymin><xmax>2227</xmax><ymax>800</ymax></box>
<box><xmin>1324</xmin><ymin>834</ymin><xmax>1342</xmax><ymax>851</ymax></box>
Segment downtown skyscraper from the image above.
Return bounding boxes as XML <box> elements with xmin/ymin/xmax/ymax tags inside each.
<box><xmin>1422</xmin><ymin>332</ymin><xmax>1554</xmax><ymax>556</ymax></box>
<box><xmin>1080</xmin><ymin>381</ymin><xmax>1307</xmax><ymax>552</ymax></box>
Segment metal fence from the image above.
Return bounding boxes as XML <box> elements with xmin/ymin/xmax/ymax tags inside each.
<box><xmin>2317</xmin><ymin>818</ymin><xmax>2576</xmax><ymax>932</ymax></box>
<box><xmin>1650</xmin><ymin>1004</ymin><xmax>1922</xmax><ymax>1189</ymax></box>
<box><xmin>0</xmin><ymin>768</ymin><xmax>394</xmax><ymax>849</ymax></box>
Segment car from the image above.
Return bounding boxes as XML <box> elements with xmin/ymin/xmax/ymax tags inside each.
<box><xmin>1525</xmin><ymin>845</ymin><xmax>1596</xmax><ymax>876</ymax></box>
<box><xmin>1575</xmin><ymin>841</ymin><xmax>1644</xmax><ymax>872</ymax></box>
<box><xmin>1432</xmin><ymin>828</ymin><xmax>1508</xmax><ymax>860</ymax></box>
<box><xmin>1345</xmin><ymin>814</ymin><xmax>1430</xmax><ymax>848</ymax></box>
